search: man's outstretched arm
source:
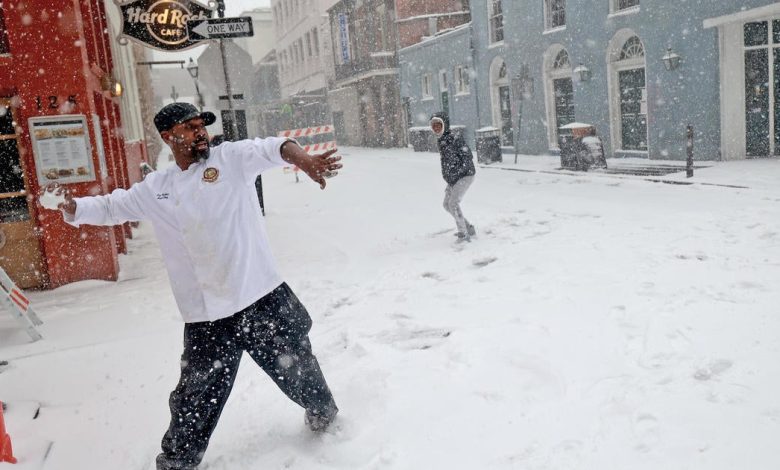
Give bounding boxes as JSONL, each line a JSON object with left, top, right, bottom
{"left": 280, "top": 141, "right": 343, "bottom": 190}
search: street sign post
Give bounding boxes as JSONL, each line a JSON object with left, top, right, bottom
{"left": 187, "top": 17, "right": 254, "bottom": 40}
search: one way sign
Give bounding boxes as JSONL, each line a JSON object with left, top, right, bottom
{"left": 188, "top": 17, "right": 254, "bottom": 40}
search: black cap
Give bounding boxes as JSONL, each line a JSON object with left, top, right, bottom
{"left": 154, "top": 102, "right": 216, "bottom": 133}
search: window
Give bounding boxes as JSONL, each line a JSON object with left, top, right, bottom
{"left": 297, "top": 38, "right": 304, "bottom": 63}
{"left": 306, "top": 32, "right": 312, "bottom": 57}
{"left": 553, "top": 49, "right": 570, "bottom": 69}
{"left": 0, "top": 101, "right": 25, "bottom": 197}
{"left": 620, "top": 36, "right": 645, "bottom": 60}
{"left": 489, "top": 0, "right": 504, "bottom": 43}
{"left": 439, "top": 70, "right": 448, "bottom": 91}
{"left": 0, "top": 6, "right": 9, "bottom": 54}
{"left": 618, "top": 0, "right": 639, "bottom": 10}
{"left": 545, "top": 0, "right": 566, "bottom": 29}
{"left": 455, "top": 66, "right": 470, "bottom": 94}
{"left": 422, "top": 74, "right": 433, "bottom": 99}
{"left": 312, "top": 27, "right": 320, "bottom": 55}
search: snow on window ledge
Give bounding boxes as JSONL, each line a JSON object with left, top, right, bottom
{"left": 543, "top": 26, "right": 567, "bottom": 35}
{"left": 421, "top": 97, "right": 434, "bottom": 102}
{"left": 488, "top": 41, "right": 505, "bottom": 49}
{"left": 608, "top": 6, "right": 640, "bottom": 18}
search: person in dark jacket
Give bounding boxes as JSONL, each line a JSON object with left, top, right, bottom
{"left": 431, "top": 112, "right": 476, "bottom": 241}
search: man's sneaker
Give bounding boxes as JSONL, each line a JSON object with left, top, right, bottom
{"left": 305, "top": 407, "right": 338, "bottom": 432}
{"left": 467, "top": 224, "right": 476, "bottom": 236}
{"left": 454, "top": 232, "right": 471, "bottom": 243}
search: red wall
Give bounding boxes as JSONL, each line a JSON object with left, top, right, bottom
{"left": 0, "top": 0, "right": 134, "bottom": 288}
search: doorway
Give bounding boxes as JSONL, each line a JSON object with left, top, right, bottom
{"left": 744, "top": 19, "right": 780, "bottom": 157}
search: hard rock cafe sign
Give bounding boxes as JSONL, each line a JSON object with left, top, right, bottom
{"left": 114, "top": 0, "right": 215, "bottom": 51}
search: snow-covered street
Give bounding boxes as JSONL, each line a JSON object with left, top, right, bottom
{"left": 2, "top": 147, "right": 780, "bottom": 469}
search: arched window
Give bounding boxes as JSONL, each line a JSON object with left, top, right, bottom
{"left": 619, "top": 36, "right": 645, "bottom": 61}
{"left": 553, "top": 49, "right": 570, "bottom": 69}
{"left": 498, "top": 62, "right": 507, "bottom": 80}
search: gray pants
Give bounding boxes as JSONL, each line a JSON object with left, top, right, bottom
{"left": 443, "top": 175, "right": 474, "bottom": 234}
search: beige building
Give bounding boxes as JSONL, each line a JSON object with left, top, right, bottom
{"left": 271, "top": 0, "right": 336, "bottom": 99}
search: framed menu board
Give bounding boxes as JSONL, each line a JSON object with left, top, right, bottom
{"left": 29, "top": 115, "right": 96, "bottom": 184}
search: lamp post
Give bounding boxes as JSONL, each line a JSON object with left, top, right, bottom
{"left": 187, "top": 57, "right": 204, "bottom": 110}
{"left": 215, "top": 0, "right": 239, "bottom": 141}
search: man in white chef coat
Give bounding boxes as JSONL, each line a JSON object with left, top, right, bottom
{"left": 50, "top": 102, "right": 342, "bottom": 470}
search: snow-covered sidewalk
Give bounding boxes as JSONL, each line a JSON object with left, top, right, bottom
{"left": 1, "top": 146, "right": 779, "bottom": 469}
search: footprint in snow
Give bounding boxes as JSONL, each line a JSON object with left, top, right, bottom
{"left": 421, "top": 271, "right": 444, "bottom": 281}
{"left": 375, "top": 327, "right": 452, "bottom": 350}
{"left": 632, "top": 413, "right": 661, "bottom": 452}
{"left": 472, "top": 256, "right": 497, "bottom": 268}
{"left": 693, "top": 359, "right": 733, "bottom": 381}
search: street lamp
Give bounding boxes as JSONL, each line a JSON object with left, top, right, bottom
{"left": 187, "top": 57, "right": 204, "bottom": 110}
{"left": 661, "top": 47, "right": 682, "bottom": 71}
{"left": 574, "top": 63, "right": 592, "bottom": 82}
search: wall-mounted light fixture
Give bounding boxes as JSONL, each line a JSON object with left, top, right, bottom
{"left": 574, "top": 63, "right": 592, "bottom": 82}
{"left": 662, "top": 47, "right": 682, "bottom": 71}
{"left": 100, "top": 74, "right": 123, "bottom": 97}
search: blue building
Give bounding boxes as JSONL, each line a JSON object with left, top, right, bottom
{"left": 400, "top": 1, "right": 780, "bottom": 161}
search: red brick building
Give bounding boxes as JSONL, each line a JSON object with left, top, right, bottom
{"left": 395, "top": 0, "right": 470, "bottom": 49}
{"left": 0, "top": 0, "right": 147, "bottom": 289}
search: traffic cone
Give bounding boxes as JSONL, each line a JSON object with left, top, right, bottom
{"left": 0, "top": 401, "right": 17, "bottom": 463}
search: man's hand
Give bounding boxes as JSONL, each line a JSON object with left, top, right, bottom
{"left": 38, "top": 183, "right": 76, "bottom": 215}
{"left": 281, "top": 142, "right": 343, "bottom": 189}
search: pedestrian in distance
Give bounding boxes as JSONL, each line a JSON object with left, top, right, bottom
{"left": 41, "top": 102, "right": 343, "bottom": 470}
{"left": 430, "top": 112, "right": 476, "bottom": 242}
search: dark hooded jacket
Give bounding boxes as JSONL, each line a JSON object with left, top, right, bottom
{"left": 432, "top": 112, "right": 476, "bottom": 186}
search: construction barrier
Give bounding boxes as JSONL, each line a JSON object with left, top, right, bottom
{"left": 0, "top": 267, "right": 43, "bottom": 342}
{"left": 278, "top": 124, "right": 337, "bottom": 154}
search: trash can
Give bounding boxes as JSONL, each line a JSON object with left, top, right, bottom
{"left": 408, "top": 127, "right": 432, "bottom": 152}
{"left": 475, "top": 127, "right": 502, "bottom": 164}
{"left": 557, "top": 133, "right": 578, "bottom": 170}
{"left": 558, "top": 122, "right": 594, "bottom": 170}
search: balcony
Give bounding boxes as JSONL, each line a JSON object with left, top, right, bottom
{"left": 334, "top": 51, "right": 398, "bottom": 82}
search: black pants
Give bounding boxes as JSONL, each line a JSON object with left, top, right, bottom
{"left": 156, "top": 283, "right": 337, "bottom": 469}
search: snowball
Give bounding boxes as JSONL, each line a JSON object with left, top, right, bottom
{"left": 39, "top": 190, "right": 65, "bottom": 211}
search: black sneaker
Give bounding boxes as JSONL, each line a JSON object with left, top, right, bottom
{"left": 305, "top": 407, "right": 338, "bottom": 432}
{"left": 454, "top": 232, "right": 471, "bottom": 243}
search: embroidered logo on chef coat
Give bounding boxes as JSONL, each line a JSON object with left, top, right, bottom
{"left": 202, "top": 167, "right": 219, "bottom": 183}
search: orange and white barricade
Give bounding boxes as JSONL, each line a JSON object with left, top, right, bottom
{"left": 278, "top": 124, "right": 337, "bottom": 154}
{"left": 278, "top": 124, "right": 338, "bottom": 182}
{"left": 0, "top": 267, "right": 43, "bottom": 342}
